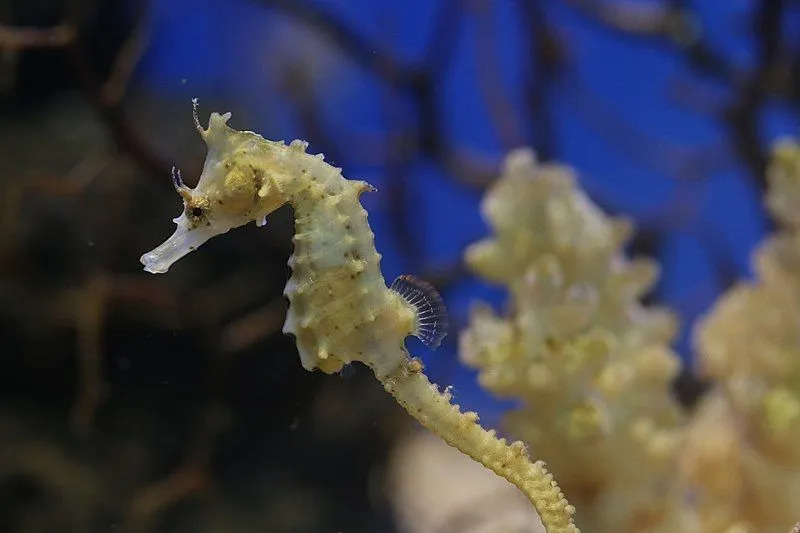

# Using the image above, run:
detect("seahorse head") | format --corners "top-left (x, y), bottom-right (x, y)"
top-left (141, 106), bottom-right (287, 273)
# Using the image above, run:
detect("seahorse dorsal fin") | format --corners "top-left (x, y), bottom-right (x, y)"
top-left (390, 275), bottom-right (449, 349)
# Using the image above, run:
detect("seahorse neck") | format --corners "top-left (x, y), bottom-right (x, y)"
top-left (283, 157), bottom-right (384, 284)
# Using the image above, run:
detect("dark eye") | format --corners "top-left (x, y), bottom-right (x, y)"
top-left (191, 207), bottom-right (203, 217)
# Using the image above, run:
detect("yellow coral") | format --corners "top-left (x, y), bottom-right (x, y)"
top-left (687, 140), bottom-right (800, 533)
top-left (461, 149), bottom-right (693, 532)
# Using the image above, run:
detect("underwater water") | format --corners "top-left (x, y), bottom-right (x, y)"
top-left (2, 1), bottom-right (800, 532)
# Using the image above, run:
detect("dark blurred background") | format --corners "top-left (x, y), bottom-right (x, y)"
top-left (1, 1), bottom-right (799, 532)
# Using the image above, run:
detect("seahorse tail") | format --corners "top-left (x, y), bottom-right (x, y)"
top-left (376, 365), bottom-right (579, 533)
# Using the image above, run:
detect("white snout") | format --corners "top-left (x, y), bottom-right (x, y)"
top-left (140, 214), bottom-right (227, 273)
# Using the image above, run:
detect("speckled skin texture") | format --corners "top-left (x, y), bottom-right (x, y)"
top-left (141, 109), bottom-right (578, 533)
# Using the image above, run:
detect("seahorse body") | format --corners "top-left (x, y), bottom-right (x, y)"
top-left (141, 106), bottom-right (578, 533)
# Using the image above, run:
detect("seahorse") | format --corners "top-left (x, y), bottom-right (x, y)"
top-left (140, 102), bottom-right (578, 533)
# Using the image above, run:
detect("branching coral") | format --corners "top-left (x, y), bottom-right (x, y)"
top-left (460, 149), bottom-right (694, 532)
top-left (684, 140), bottom-right (800, 533)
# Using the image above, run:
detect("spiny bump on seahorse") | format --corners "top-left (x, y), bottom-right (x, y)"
top-left (140, 101), bottom-right (578, 533)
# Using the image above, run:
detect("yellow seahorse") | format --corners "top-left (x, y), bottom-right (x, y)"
top-left (140, 101), bottom-right (578, 533)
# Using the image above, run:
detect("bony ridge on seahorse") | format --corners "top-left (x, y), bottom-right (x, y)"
top-left (140, 101), bottom-right (578, 533)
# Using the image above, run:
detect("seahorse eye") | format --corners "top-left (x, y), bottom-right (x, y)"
top-left (186, 204), bottom-right (207, 223)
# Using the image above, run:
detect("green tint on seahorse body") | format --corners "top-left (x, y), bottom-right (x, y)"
top-left (140, 103), bottom-right (578, 533)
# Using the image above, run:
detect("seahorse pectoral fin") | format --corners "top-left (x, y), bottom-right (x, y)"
top-left (140, 214), bottom-right (227, 274)
top-left (390, 275), bottom-right (449, 348)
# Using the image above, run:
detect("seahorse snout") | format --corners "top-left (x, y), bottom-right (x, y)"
top-left (140, 213), bottom-right (228, 273)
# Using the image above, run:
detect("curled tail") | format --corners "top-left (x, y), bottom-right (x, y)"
top-left (374, 360), bottom-right (579, 533)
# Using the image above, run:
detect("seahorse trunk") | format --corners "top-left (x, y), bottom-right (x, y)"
top-left (373, 358), bottom-right (578, 533)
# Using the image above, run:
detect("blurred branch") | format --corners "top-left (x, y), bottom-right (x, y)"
top-left (101, 8), bottom-right (151, 106)
top-left (0, 152), bottom-right (109, 269)
top-left (562, 0), bottom-right (794, 193)
top-left (0, 6), bottom-right (167, 180)
top-left (472, 1), bottom-right (526, 150)
top-left (70, 274), bottom-right (108, 437)
top-left (277, 62), bottom-right (346, 165)
top-left (257, 0), bottom-right (418, 84)
top-left (565, 73), bottom-right (733, 179)
top-left (382, 0), bottom-right (464, 267)
top-left (254, 0), bottom-right (491, 189)
top-left (520, 0), bottom-right (563, 160)
top-left (67, 273), bottom-right (178, 437)
top-left (262, 0), bottom-right (478, 269)
top-left (219, 298), bottom-right (286, 354)
top-left (413, 0), bottom-right (463, 154)
top-left (0, 23), bottom-right (76, 94)
top-left (667, 77), bottom-right (728, 116)
top-left (61, 3), bottom-right (169, 180)
top-left (563, 0), bottom-right (738, 82)
top-left (564, 0), bottom-right (684, 37)
top-left (723, 0), bottom-right (785, 189)
top-left (127, 461), bottom-right (208, 529)
top-left (0, 23), bottom-right (76, 49)
top-left (124, 406), bottom-right (227, 533)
